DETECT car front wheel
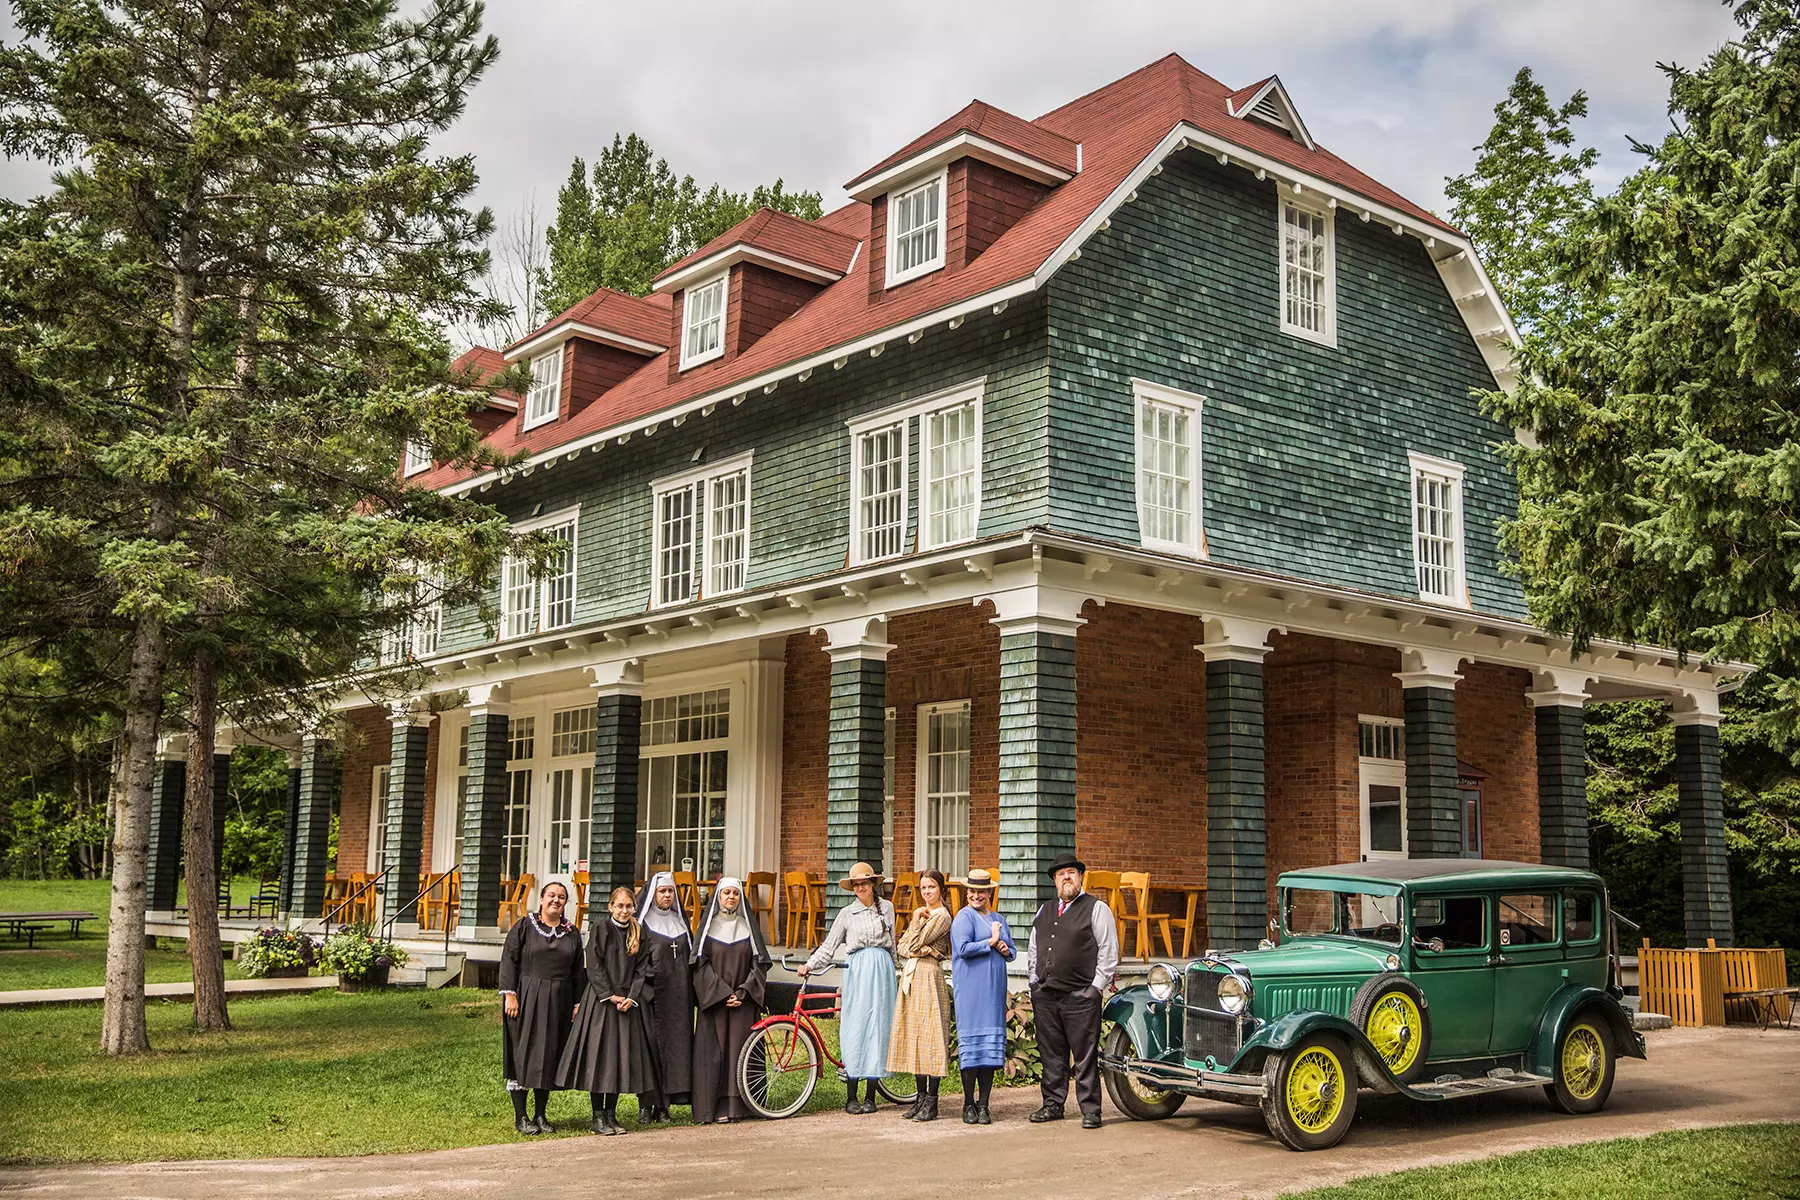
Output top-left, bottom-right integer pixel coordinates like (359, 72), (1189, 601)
(1101, 1025), (1186, 1120)
(1545, 1015), (1615, 1114)
(1260, 1033), (1358, 1150)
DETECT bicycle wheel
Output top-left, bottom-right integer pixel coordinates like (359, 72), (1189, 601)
(738, 1020), (822, 1119)
(874, 1070), (919, 1104)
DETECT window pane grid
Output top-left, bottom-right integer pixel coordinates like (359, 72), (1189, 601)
(921, 704), (971, 878)
(1139, 400), (1193, 546)
(656, 483), (700, 606)
(856, 423), (906, 561)
(708, 470), (748, 595)
(645, 688), (730, 746)
(526, 352), (561, 425)
(551, 705), (595, 757)
(683, 277), (725, 363)
(507, 715), (535, 763)
(502, 553), (536, 639)
(926, 402), (978, 546)
(1359, 720), (1404, 761)
(893, 178), (942, 277)
(539, 520), (576, 630)
(1414, 471), (1460, 599)
(1282, 203), (1329, 335)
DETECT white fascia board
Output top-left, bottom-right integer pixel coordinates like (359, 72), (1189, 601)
(503, 321), (667, 363)
(846, 131), (1075, 202)
(652, 245), (846, 295)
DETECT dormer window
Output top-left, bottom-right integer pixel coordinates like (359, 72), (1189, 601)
(681, 274), (727, 369)
(403, 439), (431, 477)
(887, 171), (946, 286)
(524, 350), (561, 429)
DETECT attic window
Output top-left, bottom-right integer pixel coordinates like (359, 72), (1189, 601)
(524, 350), (562, 429)
(681, 273), (726, 369)
(403, 440), (431, 477)
(1228, 77), (1315, 151)
(1249, 93), (1287, 127)
(887, 171), (946, 286)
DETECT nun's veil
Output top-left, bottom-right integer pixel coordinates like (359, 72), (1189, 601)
(690, 877), (771, 968)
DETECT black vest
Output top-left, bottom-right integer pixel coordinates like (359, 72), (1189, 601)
(1033, 892), (1099, 994)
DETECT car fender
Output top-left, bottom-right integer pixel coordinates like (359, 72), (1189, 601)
(1528, 985), (1646, 1076)
(1230, 1009), (1404, 1095)
(1103, 986), (1184, 1063)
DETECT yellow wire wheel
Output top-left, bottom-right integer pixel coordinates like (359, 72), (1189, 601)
(1560, 1022), (1606, 1101)
(1284, 1044), (1345, 1132)
(1349, 975), (1431, 1083)
(1261, 1032), (1358, 1150)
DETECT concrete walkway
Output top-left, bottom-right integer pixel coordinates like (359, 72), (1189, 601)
(0, 976), (339, 1008)
(0, 1026), (1794, 1200)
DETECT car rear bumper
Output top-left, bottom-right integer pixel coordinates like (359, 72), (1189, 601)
(1101, 1051), (1266, 1099)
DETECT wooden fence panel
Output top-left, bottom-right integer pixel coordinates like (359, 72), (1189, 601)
(1639, 940), (1725, 1027)
(1719, 946), (1791, 1024)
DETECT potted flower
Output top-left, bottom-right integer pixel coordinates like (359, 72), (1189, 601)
(320, 924), (409, 992)
(238, 927), (315, 979)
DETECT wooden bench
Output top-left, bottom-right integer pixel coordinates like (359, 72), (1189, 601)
(1724, 986), (1798, 1030)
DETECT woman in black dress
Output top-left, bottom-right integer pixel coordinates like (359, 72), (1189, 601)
(634, 871), (694, 1122)
(498, 880), (584, 1134)
(555, 885), (662, 1134)
(690, 877), (770, 1124)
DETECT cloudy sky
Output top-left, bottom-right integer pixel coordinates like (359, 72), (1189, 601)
(0, 1), (1744, 257)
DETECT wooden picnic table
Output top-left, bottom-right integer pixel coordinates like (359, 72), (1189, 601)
(1725, 986), (1798, 1030)
(1, 910), (95, 946)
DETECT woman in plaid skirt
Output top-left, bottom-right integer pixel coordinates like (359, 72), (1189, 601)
(888, 868), (953, 1121)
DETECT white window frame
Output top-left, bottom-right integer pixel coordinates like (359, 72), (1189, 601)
(524, 349), (563, 430)
(1279, 189), (1336, 347)
(1131, 379), (1205, 557)
(368, 764), (391, 873)
(885, 169), (947, 287)
(499, 506), (580, 640)
(1408, 451), (1468, 608)
(1358, 716), (1407, 861)
(378, 566), (443, 665)
(403, 439), (432, 477)
(846, 415), (910, 566)
(648, 452), (754, 610)
(843, 379), (984, 559)
(914, 699), (972, 878)
(680, 273), (727, 370)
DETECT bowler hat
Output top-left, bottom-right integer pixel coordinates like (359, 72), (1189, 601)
(1045, 856), (1087, 879)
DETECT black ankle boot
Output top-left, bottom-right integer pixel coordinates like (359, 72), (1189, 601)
(511, 1089), (536, 1135)
(531, 1089), (551, 1134)
(844, 1079), (861, 1115)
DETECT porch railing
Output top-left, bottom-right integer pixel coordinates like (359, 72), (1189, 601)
(381, 870), (456, 955)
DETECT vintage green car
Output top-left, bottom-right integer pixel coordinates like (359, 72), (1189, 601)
(1099, 860), (1644, 1150)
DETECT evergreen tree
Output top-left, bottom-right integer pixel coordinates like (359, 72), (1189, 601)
(540, 133), (824, 310)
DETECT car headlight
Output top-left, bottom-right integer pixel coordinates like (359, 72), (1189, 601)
(1146, 963), (1177, 1003)
(1216, 972), (1248, 1015)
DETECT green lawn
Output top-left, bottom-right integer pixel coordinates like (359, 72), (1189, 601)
(0, 877), (257, 992)
(0, 986), (881, 1163)
(1280, 1124), (1800, 1200)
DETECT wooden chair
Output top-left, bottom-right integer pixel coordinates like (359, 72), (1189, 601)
(891, 871), (920, 934)
(745, 871), (778, 944)
(572, 870), (590, 927)
(416, 870), (448, 931)
(1083, 869), (1126, 946)
(1117, 871), (1176, 958)
(319, 874), (349, 919)
(443, 869), (461, 931)
(671, 871), (702, 931)
(347, 871), (375, 925)
(783, 870), (826, 949)
(497, 873), (535, 931)
(946, 878), (967, 914)
(1164, 885), (1202, 957)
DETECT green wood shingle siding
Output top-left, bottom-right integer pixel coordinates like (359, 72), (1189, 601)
(146, 756), (186, 912)
(1206, 658), (1267, 949)
(1674, 722), (1734, 947)
(292, 737), (337, 921)
(996, 629), (1078, 932)
(458, 712), (509, 930)
(1045, 150), (1526, 618)
(1535, 705), (1589, 868)
(588, 693), (643, 895)
(381, 723), (430, 925)
(279, 764), (301, 914)
(1403, 687), (1462, 858)
(825, 655), (888, 917)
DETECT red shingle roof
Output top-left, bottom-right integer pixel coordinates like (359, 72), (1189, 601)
(1226, 76), (1277, 115)
(845, 99), (1080, 189)
(654, 207), (861, 289)
(502, 287), (671, 357)
(449, 345), (519, 403)
(414, 54), (1462, 492)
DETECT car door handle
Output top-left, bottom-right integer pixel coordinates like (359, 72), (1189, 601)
(1487, 953), (1512, 966)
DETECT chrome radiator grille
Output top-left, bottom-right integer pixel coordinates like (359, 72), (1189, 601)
(1182, 966), (1243, 1064)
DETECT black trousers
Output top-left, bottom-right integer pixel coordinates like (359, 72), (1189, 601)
(1033, 986), (1102, 1117)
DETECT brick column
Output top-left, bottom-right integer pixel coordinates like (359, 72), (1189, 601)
(1398, 650), (1464, 859)
(1528, 673), (1591, 868)
(587, 662), (645, 899)
(992, 605), (1082, 936)
(1199, 620), (1275, 951)
(278, 750), (301, 916)
(291, 734), (337, 919)
(381, 704), (432, 929)
(458, 687), (510, 935)
(1673, 707), (1733, 947)
(146, 743), (187, 913)
(821, 625), (892, 918)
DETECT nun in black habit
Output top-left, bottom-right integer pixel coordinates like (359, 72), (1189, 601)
(634, 871), (695, 1121)
(554, 885), (663, 1134)
(499, 879), (585, 1134)
(689, 877), (771, 1124)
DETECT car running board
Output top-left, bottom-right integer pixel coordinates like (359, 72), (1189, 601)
(1406, 1068), (1552, 1100)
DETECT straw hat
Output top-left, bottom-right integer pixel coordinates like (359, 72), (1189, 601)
(959, 868), (1000, 893)
(839, 861), (884, 891)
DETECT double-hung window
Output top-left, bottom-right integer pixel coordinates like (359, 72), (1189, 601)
(403, 440), (432, 477)
(845, 380), (983, 562)
(650, 453), (752, 608)
(524, 349), (562, 429)
(1132, 379), (1204, 555)
(680, 274), (726, 369)
(379, 565), (442, 664)
(917, 700), (972, 878)
(886, 171), (945, 286)
(500, 509), (579, 639)
(368, 765), (391, 872)
(1279, 191), (1335, 345)
(1408, 451), (1467, 606)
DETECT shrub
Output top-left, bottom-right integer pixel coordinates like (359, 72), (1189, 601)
(238, 927), (315, 978)
(319, 924), (408, 982)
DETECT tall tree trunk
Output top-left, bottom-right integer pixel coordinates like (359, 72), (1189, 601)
(101, 613), (168, 1056)
(104, 735), (123, 878)
(184, 652), (230, 1031)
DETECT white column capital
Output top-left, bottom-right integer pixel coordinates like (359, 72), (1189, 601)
(1195, 615), (1284, 663)
(983, 584), (1093, 638)
(1669, 688), (1722, 727)
(585, 658), (646, 698)
(814, 615), (895, 662)
(1526, 666), (1593, 709)
(465, 681), (511, 716)
(156, 733), (189, 760)
(1395, 647), (1466, 691)
(386, 699), (432, 728)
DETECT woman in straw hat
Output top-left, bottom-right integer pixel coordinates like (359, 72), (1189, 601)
(950, 868), (1015, 1124)
(887, 867), (953, 1121)
(797, 861), (895, 1114)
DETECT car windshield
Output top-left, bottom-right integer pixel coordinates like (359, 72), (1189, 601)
(1282, 887), (1404, 945)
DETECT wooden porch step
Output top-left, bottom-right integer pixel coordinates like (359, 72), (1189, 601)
(1410, 1068), (1551, 1099)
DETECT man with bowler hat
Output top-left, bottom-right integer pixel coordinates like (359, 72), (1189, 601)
(1027, 856), (1119, 1128)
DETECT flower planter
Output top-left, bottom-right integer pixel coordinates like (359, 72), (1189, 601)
(266, 964), (309, 979)
(337, 978), (361, 994)
(368, 960), (391, 988)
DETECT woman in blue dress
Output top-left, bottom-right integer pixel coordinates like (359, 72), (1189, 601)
(797, 861), (895, 1114)
(950, 867), (1015, 1124)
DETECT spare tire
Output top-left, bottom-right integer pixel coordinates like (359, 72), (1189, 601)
(1349, 975), (1431, 1084)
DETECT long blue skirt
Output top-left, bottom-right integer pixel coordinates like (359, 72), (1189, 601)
(838, 946), (896, 1079)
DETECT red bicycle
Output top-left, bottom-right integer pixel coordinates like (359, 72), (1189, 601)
(736, 956), (919, 1118)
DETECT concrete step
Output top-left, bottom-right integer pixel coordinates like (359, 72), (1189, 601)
(1634, 1011), (1673, 1031)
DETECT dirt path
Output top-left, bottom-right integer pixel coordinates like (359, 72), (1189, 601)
(3, 1026), (1795, 1200)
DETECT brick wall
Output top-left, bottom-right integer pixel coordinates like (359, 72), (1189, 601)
(420, 717), (442, 867)
(1458, 660), (1539, 861)
(780, 630), (832, 883)
(335, 705), (392, 877)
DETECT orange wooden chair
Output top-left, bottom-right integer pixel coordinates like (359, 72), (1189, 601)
(416, 869), (450, 930)
(891, 871), (920, 934)
(671, 871), (703, 931)
(571, 870), (590, 927)
(497, 873), (535, 931)
(745, 871), (778, 944)
(783, 870), (826, 949)
(1083, 868), (1125, 946)
(1118, 871), (1176, 958)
